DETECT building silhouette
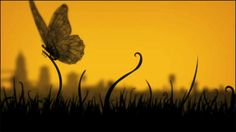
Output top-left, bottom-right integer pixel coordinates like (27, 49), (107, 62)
(13, 52), (30, 94)
(64, 72), (79, 97)
(36, 65), (51, 96)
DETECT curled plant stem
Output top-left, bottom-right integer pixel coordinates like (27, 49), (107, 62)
(225, 85), (235, 110)
(103, 52), (143, 112)
(43, 51), (62, 102)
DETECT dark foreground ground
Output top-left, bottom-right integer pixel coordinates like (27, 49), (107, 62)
(1, 109), (235, 131)
(1, 85), (236, 131)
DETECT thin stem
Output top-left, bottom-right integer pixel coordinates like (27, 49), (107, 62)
(146, 80), (153, 105)
(43, 51), (62, 102)
(78, 70), (86, 104)
(170, 80), (174, 104)
(181, 59), (198, 109)
(104, 52), (143, 113)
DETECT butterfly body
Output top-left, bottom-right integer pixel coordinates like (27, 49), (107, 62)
(30, 0), (84, 64)
(42, 44), (59, 60)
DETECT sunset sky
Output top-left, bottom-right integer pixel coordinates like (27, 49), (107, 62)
(1, 1), (235, 91)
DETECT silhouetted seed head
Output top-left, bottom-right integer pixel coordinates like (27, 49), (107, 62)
(169, 74), (176, 83)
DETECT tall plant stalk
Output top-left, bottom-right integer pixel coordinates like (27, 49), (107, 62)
(43, 51), (62, 102)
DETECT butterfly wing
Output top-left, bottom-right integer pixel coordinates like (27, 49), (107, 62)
(47, 3), (84, 64)
(47, 4), (71, 44)
(29, 0), (48, 45)
(56, 35), (85, 64)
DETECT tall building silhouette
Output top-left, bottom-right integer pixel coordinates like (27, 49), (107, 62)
(37, 66), (51, 96)
(64, 72), (79, 96)
(13, 52), (30, 93)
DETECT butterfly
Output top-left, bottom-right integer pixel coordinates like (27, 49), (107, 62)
(29, 0), (85, 64)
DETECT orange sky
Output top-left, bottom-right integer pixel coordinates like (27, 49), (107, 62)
(1, 1), (235, 91)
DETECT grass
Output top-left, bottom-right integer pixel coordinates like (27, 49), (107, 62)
(0, 52), (235, 131)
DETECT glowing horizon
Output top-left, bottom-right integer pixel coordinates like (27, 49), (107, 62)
(1, 1), (235, 91)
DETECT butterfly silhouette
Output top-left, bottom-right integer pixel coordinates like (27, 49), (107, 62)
(29, 0), (85, 64)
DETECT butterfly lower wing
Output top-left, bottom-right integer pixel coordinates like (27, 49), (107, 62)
(56, 35), (85, 64)
(29, 0), (48, 45)
(48, 4), (71, 44)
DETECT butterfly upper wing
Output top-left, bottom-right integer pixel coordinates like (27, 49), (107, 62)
(29, 0), (48, 44)
(47, 3), (85, 64)
(56, 35), (85, 64)
(47, 4), (71, 44)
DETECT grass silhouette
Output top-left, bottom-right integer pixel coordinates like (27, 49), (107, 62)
(0, 52), (235, 131)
